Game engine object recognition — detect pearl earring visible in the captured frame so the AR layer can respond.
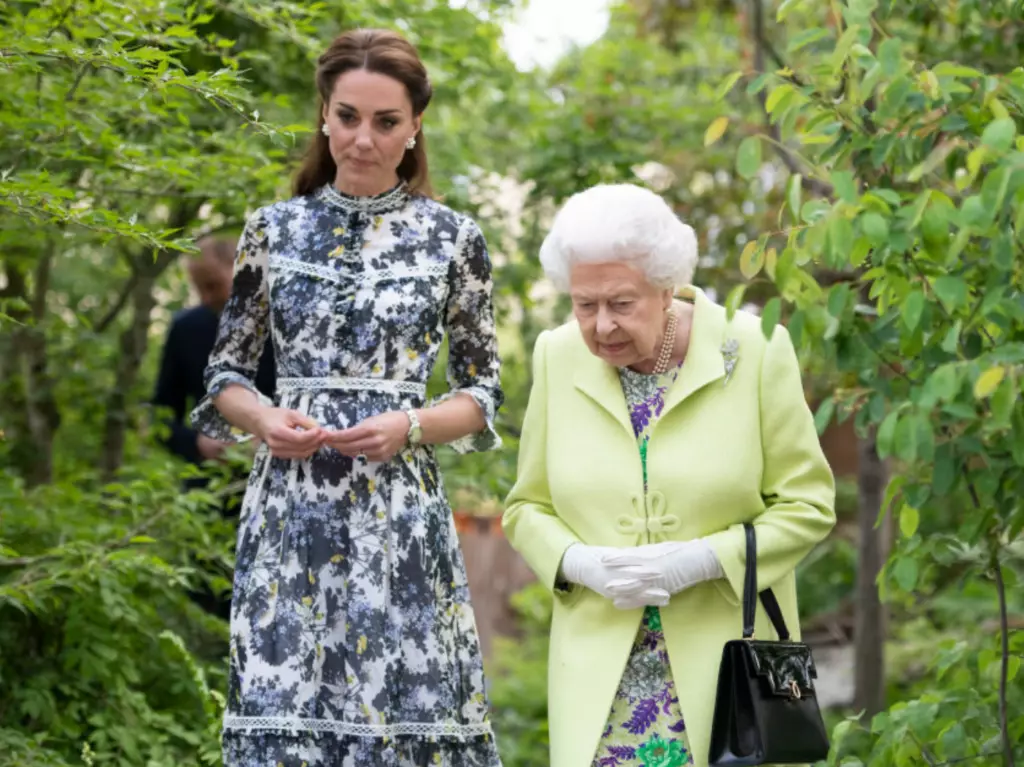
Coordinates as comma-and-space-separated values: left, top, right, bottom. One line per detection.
405, 136, 416, 150
321, 123, 330, 137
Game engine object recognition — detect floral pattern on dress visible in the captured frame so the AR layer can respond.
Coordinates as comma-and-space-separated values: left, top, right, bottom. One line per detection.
592, 365, 693, 767
190, 182, 504, 767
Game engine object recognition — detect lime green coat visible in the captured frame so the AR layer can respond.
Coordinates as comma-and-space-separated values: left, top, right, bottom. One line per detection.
502, 286, 836, 767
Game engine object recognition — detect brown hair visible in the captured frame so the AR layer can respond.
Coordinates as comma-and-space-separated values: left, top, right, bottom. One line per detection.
196, 233, 238, 267
294, 29, 433, 198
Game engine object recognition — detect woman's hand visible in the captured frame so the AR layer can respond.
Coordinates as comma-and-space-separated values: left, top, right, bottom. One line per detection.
561, 544, 670, 609
324, 411, 410, 463
254, 407, 326, 459
602, 539, 724, 601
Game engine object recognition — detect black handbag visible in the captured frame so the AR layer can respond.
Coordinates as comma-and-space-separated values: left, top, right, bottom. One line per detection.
708, 523, 830, 766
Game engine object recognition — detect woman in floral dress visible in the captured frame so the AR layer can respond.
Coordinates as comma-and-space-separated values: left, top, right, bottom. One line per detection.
503, 183, 835, 767
191, 29, 503, 767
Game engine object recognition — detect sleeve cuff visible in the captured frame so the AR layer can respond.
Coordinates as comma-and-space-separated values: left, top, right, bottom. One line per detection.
703, 525, 746, 607
190, 372, 273, 443
430, 386, 502, 453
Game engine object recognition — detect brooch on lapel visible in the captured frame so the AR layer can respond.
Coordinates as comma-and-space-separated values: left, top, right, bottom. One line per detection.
721, 338, 739, 384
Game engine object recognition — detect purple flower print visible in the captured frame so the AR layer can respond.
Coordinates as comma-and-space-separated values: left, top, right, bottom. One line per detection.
625, 698, 660, 735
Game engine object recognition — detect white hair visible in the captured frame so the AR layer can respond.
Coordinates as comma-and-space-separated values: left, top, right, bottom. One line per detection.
539, 183, 698, 291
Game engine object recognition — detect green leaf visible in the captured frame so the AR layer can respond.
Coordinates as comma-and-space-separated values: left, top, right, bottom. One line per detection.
787, 309, 805, 346
921, 204, 949, 245
761, 297, 782, 338
704, 116, 729, 147
974, 366, 1005, 398
739, 240, 764, 278
877, 477, 904, 531
928, 364, 961, 402
831, 27, 861, 72
894, 412, 918, 462
877, 410, 900, 459
850, 239, 872, 266
766, 84, 795, 114
788, 27, 831, 53
724, 284, 747, 318
981, 118, 1016, 152
932, 276, 968, 311
878, 37, 903, 76
828, 217, 854, 263
893, 556, 919, 592
715, 72, 743, 101
899, 505, 920, 538
831, 170, 858, 203
786, 175, 802, 225
916, 416, 936, 462
736, 137, 762, 179
777, 0, 810, 21
814, 397, 835, 435
933, 62, 984, 78
990, 373, 1016, 428
932, 446, 957, 496
941, 321, 962, 353
827, 283, 850, 318
861, 212, 890, 245
800, 200, 831, 223
902, 289, 926, 332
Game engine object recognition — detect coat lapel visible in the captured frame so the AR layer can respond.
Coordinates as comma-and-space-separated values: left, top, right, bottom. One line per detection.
661, 286, 727, 418
573, 345, 634, 439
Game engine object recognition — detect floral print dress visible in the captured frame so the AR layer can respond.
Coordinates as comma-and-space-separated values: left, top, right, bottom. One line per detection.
190, 182, 504, 767
591, 365, 694, 767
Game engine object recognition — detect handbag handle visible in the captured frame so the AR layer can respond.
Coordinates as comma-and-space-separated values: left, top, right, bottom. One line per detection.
742, 522, 791, 641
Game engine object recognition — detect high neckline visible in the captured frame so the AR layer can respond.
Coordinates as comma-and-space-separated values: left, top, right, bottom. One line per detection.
317, 181, 410, 215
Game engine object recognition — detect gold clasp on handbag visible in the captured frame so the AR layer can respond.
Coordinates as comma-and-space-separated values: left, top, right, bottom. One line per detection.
788, 680, 802, 700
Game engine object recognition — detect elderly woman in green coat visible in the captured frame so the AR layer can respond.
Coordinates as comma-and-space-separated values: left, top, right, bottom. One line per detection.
503, 183, 836, 767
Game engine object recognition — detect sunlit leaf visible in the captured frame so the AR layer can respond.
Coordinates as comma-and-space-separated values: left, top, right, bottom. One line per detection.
974, 366, 1005, 399
704, 116, 729, 146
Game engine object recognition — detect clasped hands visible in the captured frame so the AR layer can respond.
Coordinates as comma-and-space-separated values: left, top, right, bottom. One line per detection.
254, 407, 411, 462
561, 538, 723, 610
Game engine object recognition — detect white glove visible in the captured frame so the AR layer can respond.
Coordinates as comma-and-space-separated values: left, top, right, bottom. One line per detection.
601, 539, 724, 607
560, 543, 670, 609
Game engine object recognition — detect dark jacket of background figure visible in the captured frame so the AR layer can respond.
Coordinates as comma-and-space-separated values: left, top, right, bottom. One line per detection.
153, 304, 276, 466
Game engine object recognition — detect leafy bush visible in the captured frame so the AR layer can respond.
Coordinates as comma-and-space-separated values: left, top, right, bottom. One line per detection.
487, 583, 552, 767
0, 454, 239, 767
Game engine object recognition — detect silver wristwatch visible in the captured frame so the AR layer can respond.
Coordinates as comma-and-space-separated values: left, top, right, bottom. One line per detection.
405, 409, 423, 446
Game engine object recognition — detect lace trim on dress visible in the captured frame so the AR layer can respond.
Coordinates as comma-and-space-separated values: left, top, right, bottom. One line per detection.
269, 255, 447, 285
316, 182, 411, 215
277, 376, 427, 397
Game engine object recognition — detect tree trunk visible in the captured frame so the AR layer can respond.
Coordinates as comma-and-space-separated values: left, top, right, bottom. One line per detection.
853, 430, 890, 717
2, 256, 59, 486
99, 201, 199, 479
100, 266, 164, 479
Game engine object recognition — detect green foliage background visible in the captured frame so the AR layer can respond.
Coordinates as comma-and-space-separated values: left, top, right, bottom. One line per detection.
3, 1, 1023, 766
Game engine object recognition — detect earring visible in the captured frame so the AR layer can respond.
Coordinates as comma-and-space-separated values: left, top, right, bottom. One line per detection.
321, 123, 330, 137
405, 136, 417, 150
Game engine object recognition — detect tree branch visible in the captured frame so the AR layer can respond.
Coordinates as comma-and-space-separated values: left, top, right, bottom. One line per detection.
31, 252, 52, 321
64, 62, 91, 102
94, 271, 140, 334
749, 0, 834, 198
993, 554, 1016, 767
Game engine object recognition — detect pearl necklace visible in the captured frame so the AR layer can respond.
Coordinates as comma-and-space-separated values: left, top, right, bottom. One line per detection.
652, 306, 679, 375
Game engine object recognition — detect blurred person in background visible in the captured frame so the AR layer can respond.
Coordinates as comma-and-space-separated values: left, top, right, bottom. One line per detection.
153, 234, 276, 469
152, 234, 276, 620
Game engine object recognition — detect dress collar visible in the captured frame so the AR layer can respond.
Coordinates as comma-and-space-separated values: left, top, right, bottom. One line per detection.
317, 181, 410, 215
